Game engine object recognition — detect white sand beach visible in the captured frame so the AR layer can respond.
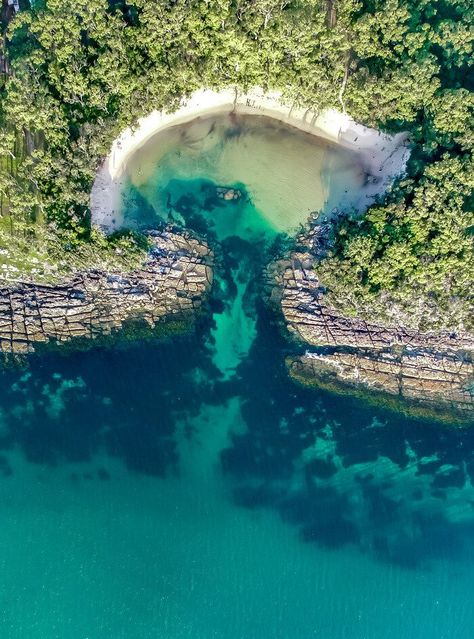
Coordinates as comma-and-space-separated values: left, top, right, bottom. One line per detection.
91, 87, 410, 232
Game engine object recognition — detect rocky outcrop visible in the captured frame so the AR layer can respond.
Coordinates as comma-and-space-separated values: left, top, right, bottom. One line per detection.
288, 350, 473, 418
0, 229, 213, 353
269, 251, 474, 418
216, 186, 242, 201
268, 251, 474, 352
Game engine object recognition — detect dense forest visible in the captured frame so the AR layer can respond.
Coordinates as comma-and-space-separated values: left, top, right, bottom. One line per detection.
0, 0, 472, 330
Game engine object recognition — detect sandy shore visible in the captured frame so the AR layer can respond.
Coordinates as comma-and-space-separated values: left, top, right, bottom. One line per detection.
91, 87, 411, 232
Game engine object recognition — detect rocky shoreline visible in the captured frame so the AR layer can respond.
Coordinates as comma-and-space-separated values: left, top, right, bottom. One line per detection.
0, 221, 472, 421
287, 350, 473, 421
0, 229, 213, 354
268, 250, 474, 421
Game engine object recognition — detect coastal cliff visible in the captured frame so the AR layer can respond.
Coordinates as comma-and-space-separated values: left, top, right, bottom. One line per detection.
0, 229, 213, 354
268, 251, 474, 419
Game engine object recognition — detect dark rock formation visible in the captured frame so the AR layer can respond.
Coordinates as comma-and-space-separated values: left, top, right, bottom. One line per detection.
0, 229, 213, 353
268, 251, 474, 418
216, 186, 242, 201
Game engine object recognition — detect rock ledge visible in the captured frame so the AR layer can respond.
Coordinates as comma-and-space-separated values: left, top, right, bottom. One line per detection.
0, 230, 213, 354
268, 251, 474, 419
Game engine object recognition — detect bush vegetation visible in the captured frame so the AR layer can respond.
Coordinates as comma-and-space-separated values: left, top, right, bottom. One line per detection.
0, 0, 472, 329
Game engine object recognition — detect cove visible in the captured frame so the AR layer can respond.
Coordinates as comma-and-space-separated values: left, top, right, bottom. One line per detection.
117, 112, 372, 233
1, 113, 474, 638
91, 88, 410, 232
119, 112, 374, 378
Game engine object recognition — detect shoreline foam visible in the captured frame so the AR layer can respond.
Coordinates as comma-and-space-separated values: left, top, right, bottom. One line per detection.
91, 87, 411, 232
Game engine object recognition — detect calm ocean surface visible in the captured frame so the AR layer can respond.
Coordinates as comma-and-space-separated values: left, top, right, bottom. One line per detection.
0, 114, 473, 638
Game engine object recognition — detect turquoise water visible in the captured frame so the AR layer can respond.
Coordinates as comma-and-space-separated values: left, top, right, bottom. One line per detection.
1, 115, 474, 638
1, 320, 474, 638
118, 112, 368, 232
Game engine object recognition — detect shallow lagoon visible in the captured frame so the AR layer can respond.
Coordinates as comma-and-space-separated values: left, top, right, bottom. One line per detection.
1, 114, 474, 638
119, 112, 371, 232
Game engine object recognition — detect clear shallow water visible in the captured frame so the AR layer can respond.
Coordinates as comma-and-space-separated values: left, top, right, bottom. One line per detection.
119, 112, 368, 232
1, 116, 474, 638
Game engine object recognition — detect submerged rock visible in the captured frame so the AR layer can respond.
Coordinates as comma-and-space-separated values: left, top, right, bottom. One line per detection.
216, 186, 242, 201
0, 229, 213, 354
